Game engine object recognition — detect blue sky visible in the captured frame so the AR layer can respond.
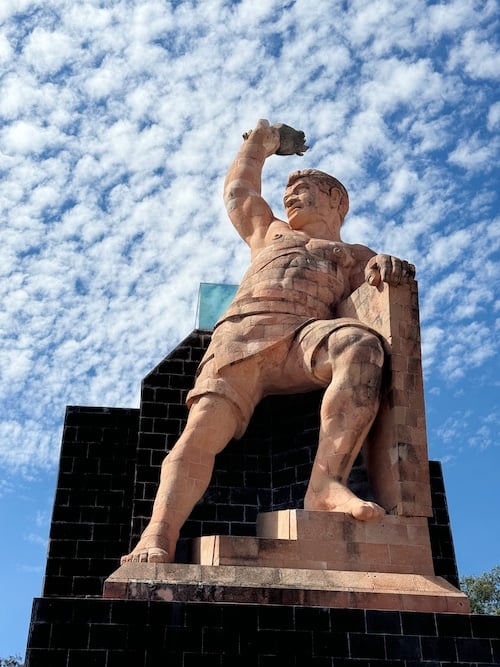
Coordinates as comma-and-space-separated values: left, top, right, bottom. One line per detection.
1, 0, 499, 659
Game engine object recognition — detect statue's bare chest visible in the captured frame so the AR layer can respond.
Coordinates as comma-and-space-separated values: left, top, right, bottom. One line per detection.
242, 232, 355, 303
263, 232, 354, 273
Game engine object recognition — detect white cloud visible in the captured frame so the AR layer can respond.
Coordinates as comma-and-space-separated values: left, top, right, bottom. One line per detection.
22, 26, 77, 75
487, 101, 500, 130
360, 59, 445, 115
449, 29, 500, 80
448, 133, 499, 171
425, 0, 480, 37
379, 167, 420, 212
0, 0, 37, 23
25, 532, 48, 549
1, 119, 65, 155
425, 228, 473, 268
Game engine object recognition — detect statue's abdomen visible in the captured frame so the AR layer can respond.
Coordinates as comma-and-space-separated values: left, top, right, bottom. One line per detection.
222, 242, 349, 321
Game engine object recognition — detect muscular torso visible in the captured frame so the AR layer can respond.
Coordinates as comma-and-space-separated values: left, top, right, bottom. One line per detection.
221, 226, 363, 322
193, 225, 373, 374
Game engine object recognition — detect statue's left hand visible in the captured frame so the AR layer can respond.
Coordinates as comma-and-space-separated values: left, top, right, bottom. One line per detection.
365, 254, 416, 287
242, 119, 281, 157
242, 120, 308, 157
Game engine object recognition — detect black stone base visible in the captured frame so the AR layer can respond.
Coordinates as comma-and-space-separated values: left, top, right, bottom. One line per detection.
26, 597, 500, 667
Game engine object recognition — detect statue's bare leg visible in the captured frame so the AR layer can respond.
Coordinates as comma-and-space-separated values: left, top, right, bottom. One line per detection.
121, 394, 240, 563
304, 327, 385, 521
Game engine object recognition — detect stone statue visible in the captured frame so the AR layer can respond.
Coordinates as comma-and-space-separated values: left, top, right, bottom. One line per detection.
121, 119, 415, 564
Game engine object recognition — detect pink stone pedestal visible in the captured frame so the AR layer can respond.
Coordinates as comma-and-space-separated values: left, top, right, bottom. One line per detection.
104, 510, 470, 614
195, 510, 435, 574
103, 562, 468, 614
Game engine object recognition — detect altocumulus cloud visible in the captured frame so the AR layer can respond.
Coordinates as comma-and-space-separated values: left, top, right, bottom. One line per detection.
0, 0, 499, 471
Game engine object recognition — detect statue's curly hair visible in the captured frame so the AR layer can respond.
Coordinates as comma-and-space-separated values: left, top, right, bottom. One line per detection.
286, 169, 349, 222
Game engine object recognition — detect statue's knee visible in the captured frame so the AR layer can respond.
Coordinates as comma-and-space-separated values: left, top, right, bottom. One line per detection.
359, 332, 384, 367
329, 328, 384, 367
313, 328, 384, 383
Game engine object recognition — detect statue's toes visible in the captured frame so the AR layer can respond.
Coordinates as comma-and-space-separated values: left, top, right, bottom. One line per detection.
148, 548, 171, 563
353, 501, 385, 522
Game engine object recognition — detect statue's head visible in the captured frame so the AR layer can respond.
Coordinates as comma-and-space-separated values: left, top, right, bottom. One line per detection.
285, 169, 349, 223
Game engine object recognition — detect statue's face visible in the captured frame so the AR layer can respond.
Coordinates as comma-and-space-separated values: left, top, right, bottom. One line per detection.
284, 179, 329, 229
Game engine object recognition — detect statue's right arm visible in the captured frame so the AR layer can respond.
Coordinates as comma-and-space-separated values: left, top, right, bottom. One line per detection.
223, 119, 280, 252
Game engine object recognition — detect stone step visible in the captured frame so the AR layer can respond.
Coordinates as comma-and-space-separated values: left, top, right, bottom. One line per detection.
192, 510, 435, 575
103, 562, 470, 614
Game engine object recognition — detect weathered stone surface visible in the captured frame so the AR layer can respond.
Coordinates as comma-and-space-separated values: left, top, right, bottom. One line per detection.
103, 561, 470, 614
337, 280, 432, 517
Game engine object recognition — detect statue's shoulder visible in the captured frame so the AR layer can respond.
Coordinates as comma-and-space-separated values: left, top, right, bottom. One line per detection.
346, 242, 376, 264
265, 218, 290, 236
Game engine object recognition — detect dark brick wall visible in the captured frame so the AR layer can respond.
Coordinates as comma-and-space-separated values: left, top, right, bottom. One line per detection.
43, 406, 139, 598
26, 597, 500, 666
428, 460, 460, 588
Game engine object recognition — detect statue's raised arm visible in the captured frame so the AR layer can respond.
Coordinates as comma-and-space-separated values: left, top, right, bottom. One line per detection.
223, 119, 281, 252
223, 120, 309, 255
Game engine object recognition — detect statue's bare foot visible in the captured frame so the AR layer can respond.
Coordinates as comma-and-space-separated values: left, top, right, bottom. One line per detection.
120, 521, 176, 564
121, 545, 171, 564
329, 497, 385, 521
304, 485, 385, 522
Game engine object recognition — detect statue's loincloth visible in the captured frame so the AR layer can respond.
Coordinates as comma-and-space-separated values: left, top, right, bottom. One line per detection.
187, 313, 380, 438
200, 313, 376, 373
